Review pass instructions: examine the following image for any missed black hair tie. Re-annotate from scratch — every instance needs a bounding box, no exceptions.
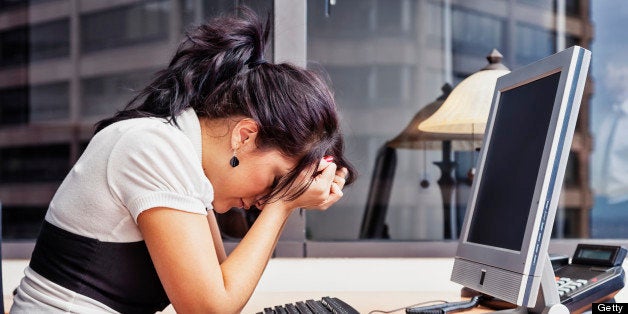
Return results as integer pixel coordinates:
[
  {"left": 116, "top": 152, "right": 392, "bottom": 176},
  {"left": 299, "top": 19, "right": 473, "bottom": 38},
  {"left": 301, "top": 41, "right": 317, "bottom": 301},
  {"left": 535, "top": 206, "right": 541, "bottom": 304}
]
[{"left": 248, "top": 59, "right": 268, "bottom": 69}]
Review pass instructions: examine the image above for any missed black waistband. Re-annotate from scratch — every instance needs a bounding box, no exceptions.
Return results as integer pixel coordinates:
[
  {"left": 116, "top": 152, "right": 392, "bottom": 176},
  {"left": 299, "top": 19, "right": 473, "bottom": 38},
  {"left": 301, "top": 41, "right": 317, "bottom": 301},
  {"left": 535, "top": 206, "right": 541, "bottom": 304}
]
[{"left": 29, "top": 220, "right": 170, "bottom": 314}]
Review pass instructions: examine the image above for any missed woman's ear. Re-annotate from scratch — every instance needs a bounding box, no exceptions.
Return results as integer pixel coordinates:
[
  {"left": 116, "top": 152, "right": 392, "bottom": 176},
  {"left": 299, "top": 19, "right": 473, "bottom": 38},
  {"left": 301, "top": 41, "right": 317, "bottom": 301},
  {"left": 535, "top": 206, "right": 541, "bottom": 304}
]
[{"left": 231, "top": 118, "right": 259, "bottom": 151}]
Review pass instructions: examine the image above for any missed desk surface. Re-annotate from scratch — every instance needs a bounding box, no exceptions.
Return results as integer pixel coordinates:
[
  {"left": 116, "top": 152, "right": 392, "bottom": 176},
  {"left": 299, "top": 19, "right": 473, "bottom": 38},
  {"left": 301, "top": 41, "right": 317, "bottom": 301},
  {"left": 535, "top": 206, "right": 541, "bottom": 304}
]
[
  {"left": 239, "top": 258, "right": 628, "bottom": 314},
  {"left": 238, "top": 258, "right": 462, "bottom": 313},
  {"left": 4, "top": 258, "right": 627, "bottom": 313}
]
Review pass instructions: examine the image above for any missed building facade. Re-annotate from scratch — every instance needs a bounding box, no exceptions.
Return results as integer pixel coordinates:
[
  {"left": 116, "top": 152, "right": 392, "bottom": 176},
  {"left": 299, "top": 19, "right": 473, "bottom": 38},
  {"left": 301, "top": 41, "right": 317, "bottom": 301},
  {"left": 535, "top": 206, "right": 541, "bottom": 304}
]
[{"left": 0, "top": 0, "right": 595, "bottom": 256}]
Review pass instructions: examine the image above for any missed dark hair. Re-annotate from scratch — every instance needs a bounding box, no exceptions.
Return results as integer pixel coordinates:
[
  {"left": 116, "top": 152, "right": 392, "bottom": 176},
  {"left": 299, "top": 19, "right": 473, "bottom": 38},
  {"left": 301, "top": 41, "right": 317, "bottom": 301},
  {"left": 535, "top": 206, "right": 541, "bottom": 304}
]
[{"left": 95, "top": 8, "right": 356, "bottom": 203}]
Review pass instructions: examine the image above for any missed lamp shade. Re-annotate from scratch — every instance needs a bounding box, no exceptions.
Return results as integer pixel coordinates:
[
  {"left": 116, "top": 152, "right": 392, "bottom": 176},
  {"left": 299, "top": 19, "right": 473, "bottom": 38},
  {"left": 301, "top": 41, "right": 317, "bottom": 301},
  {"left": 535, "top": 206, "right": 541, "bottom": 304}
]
[{"left": 418, "top": 49, "right": 510, "bottom": 135}]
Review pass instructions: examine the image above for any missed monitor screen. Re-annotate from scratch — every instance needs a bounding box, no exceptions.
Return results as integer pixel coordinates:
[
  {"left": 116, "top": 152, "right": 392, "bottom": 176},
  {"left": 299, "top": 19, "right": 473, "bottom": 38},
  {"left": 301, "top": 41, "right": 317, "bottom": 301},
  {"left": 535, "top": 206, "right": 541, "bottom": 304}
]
[{"left": 467, "top": 72, "right": 561, "bottom": 252}]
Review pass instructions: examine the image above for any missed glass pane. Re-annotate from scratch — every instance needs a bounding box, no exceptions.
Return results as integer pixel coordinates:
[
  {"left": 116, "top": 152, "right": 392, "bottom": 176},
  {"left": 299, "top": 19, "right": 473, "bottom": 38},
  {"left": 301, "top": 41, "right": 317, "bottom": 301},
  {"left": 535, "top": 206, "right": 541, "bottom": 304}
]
[
  {"left": 0, "top": 0, "right": 28, "bottom": 11},
  {"left": 306, "top": 0, "right": 597, "bottom": 241},
  {"left": 0, "top": 26, "right": 29, "bottom": 67},
  {"left": 308, "top": 0, "right": 446, "bottom": 241},
  {"left": 0, "top": 144, "right": 70, "bottom": 183},
  {"left": 81, "top": 69, "right": 154, "bottom": 117},
  {"left": 30, "top": 82, "right": 69, "bottom": 121},
  {"left": 81, "top": 0, "right": 170, "bottom": 53},
  {"left": 30, "top": 19, "right": 70, "bottom": 61},
  {"left": 0, "top": 86, "right": 28, "bottom": 126},
  {"left": 2, "top": 206, "right": 47, "bottom": 240},
  {"left": 515, "top": 23, "right": 555, "bottom": 66},
  {"left": 590, "top": 1, "right": 628, "bottom": 238}
]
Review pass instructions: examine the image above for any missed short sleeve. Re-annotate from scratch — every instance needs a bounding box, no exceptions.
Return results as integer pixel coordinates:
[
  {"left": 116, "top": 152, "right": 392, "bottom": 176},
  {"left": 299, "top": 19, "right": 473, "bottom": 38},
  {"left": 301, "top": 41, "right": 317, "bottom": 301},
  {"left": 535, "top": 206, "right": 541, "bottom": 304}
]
[{"left": 107, "top": 122, "right": 213, "bottom": 222}]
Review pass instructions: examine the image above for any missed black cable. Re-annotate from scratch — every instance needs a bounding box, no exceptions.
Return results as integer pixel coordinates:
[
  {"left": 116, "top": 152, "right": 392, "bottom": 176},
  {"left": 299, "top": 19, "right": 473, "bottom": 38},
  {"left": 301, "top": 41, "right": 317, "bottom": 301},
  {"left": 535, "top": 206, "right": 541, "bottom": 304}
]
[
  {"left": 367, "top": 300, "right": 448, "bottom": 314},
  {"left": 405, "top": 296, "right": 484, "bottom": 314}
]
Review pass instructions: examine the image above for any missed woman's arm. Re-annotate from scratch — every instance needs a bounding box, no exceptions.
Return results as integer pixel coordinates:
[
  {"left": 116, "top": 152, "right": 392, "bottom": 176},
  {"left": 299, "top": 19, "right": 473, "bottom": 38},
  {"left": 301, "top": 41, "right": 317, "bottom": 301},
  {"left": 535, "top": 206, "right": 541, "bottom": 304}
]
[
  {"left": 138, "top": 162, "right": 343, "bottom": 313},
  {"left": 138, "top": 203, "right": 292, "bottom": 314},
  {"left": 206, "top": 209, "right": 227, "bottom": 263}
]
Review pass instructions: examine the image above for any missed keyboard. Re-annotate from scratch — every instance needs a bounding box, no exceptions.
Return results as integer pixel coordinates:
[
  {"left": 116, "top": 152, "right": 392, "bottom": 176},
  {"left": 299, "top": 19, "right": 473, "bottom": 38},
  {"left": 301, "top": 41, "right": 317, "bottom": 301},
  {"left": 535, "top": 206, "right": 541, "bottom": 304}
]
[{"left": 258, "top": 296, "right": 360, "bottom": 314}]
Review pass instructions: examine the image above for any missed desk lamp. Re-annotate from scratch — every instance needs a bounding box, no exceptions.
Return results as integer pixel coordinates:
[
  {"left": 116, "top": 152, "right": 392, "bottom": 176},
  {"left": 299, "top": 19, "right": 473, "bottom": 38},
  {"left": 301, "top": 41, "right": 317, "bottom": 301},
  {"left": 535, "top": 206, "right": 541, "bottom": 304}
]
[
  {"left": 361, "top": 50, "right": 510, "bottom": 240},
  {"left": 360, "top": 84, "right": 472, "bottom": 239}
]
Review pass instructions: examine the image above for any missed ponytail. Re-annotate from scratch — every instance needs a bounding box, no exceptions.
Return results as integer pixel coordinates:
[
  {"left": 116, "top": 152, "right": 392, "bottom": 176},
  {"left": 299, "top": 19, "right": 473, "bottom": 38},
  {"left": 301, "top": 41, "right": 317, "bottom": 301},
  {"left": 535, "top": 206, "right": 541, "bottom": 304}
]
[
  {"left": 94, "top": 8, "right": 270, "bottom": 132},
  {"left": 94, "top": 7, "right": 356, "bottom": 201}
]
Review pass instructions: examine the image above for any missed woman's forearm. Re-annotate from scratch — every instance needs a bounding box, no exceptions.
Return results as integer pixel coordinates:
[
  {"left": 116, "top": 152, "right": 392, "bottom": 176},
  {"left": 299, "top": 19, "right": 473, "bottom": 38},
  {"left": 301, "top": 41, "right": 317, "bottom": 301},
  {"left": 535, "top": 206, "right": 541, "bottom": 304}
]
[{"left": 219, "top": 204, "right": 294, "bottom": 308}]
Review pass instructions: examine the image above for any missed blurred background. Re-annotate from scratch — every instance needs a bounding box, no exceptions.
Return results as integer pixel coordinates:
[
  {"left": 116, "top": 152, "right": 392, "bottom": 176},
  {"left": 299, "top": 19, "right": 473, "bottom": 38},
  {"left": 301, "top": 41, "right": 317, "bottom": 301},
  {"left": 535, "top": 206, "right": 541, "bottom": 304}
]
[{"left": 0, "top": 0, "right": 627, "bottom": 256}]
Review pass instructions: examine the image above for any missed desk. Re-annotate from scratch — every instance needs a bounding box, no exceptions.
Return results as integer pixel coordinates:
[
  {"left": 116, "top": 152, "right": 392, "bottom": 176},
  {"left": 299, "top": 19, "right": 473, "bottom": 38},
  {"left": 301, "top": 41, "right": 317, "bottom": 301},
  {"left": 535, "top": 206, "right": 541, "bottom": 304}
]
[
  {"left": 239, "top": 258, "right": 628, "bottom": 314},
  {"left": 4, "top": 258, "right": 628, "bottom": 313},
  {"left": 239, "top": 258, "right": 462, "bottom": 313},
  {"left": 237, "top": 258, "right": 514, "bottom": 313}
]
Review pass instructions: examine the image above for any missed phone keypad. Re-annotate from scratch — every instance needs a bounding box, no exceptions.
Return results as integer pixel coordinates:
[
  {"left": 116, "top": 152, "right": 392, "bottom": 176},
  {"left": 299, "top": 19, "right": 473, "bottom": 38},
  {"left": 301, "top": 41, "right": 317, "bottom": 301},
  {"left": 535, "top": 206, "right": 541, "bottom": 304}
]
[{"left": 556, "top": 277, "right": 588, "bottom": 297}]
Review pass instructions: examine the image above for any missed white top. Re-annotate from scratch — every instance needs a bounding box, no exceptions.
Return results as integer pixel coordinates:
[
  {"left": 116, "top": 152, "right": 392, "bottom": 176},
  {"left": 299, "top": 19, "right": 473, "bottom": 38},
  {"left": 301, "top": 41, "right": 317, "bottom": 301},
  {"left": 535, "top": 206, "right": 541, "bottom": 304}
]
[
  {"left": 11, "top": 108, "right": 214, "bottom": 313},
  {"left": 46, "top": 107, "right": 213, "bottom": 241}
]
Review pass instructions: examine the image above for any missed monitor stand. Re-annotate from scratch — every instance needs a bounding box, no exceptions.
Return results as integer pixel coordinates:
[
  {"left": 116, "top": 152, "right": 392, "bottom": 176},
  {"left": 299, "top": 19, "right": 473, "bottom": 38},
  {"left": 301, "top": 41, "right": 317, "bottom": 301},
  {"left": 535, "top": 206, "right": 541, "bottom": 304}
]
[{"left": 495, "top": 254, "right": 568, "bottom": 314}]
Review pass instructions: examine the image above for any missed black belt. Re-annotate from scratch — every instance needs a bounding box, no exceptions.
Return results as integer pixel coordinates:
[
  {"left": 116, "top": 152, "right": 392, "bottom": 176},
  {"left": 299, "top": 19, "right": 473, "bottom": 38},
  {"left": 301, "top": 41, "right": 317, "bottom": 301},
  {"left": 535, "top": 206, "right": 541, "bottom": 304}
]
[{"left": 29, "top": 220, "right": 170, "bottom": 314}]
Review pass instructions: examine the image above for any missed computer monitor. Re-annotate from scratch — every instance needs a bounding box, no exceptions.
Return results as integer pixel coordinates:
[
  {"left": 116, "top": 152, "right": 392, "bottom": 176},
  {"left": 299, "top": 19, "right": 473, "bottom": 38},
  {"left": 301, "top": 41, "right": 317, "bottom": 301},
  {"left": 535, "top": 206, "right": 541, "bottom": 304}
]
[{"left": 450, "top": 46, "right": 590, "bottom": 313}]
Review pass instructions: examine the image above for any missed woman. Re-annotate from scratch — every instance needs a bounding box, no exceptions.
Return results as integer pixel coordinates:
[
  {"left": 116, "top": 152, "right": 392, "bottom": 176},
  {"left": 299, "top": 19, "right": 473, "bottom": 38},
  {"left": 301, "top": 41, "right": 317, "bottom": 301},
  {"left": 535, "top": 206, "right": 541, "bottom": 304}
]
[{"left": 11, "top": 9, "right": 355, "bottom": 314}]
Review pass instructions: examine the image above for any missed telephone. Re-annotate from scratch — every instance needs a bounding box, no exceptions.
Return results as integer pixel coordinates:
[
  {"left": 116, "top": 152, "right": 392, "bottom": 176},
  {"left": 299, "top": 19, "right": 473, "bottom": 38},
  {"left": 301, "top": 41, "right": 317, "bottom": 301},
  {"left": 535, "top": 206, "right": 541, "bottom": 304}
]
[
  {"left": 459, "top": 244, "right": 626, "bottom": 313},
  {"left": 553, "top": 244, "right": 626, "bottom": 313}
]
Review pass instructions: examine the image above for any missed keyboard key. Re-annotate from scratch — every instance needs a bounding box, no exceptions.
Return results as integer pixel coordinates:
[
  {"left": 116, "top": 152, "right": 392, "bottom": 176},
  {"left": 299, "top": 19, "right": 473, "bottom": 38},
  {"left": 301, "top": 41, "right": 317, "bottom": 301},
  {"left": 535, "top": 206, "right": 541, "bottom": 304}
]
[
  {"left": 284, "top": 303, "right": 300, "bottom": 314},
  {"left": 305, "top": 299, "right": 332, "bottom": 313},
  {"left": 296, "top": 301, "right": 313, "bottom": 314},
  {"left": 322, "top": 297, "right": 360, "bottom": 314}
]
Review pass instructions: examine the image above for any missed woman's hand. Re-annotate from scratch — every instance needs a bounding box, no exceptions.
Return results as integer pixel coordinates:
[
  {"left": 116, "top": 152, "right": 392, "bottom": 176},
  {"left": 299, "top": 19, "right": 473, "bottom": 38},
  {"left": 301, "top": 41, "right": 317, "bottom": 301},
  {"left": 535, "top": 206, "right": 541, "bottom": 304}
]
[{"left": 280, "top": 157, "right": 349, "bottom": 211}]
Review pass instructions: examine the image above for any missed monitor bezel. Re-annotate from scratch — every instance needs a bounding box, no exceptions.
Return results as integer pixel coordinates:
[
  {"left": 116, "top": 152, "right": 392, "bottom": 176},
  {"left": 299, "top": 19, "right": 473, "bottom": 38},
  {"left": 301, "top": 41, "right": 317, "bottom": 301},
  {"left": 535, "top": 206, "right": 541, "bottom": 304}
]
[{"left": 454, "top": 46, "right": 590, "bottom": 281}]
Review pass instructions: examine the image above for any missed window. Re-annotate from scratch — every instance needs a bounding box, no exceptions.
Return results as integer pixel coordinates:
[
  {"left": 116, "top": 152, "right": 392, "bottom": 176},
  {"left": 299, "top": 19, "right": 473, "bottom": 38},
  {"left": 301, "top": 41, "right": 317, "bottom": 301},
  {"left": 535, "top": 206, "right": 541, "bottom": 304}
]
[
  {"left": 2, "top": 205, "right": 47, "bottom": 240},
  {"left": 81, "top": 0, "right": 170, "bottom": 53},
  {"left": 307, "top": 0, "right": 415, "bottom": 39},
  {"left": 0, "top": 0, "right": 57, "bottom": 11},
  {"left": 451, "top": 7, "right": 505, "bottom": 57},
  {"left": 0, "top": 86, "right": 28, "bottom": 126},
  {"left": 0, "top": 18, "right": 69, "bottom": 67},
  {"left": 324, "top": 65, "right": 413, "bottom": 109},
  {"left": 29, "top": 19, "right": 70, "bottom": 61},
  {"left": 0, "top": 144, "right": 70, "bottom": 184},
  {"left": 0, "top": 0, "right": 27, "bottom": 11},
  {"left": 323, "top": 66, "right": 371, "bottom": 108},
  {"left": 30, "top": 82, "right": 70, "bottom": 122},
  {"left": 2, "top": 0, "right": 626, "bottom": 258},
  {"left": 0, "top": 83, "right": 69, "bottom": 126},
  {"left": 306, "top": 0, "right": 600, "bottom": 247},
  {"left": 517, "top": 0, "right": 553, "bottom": 10},
  {"left": 515, "top": 22, "right": 555, "bottom": 66},
  {"left": 0, "top": 26, "right": 29, "bottom": 67},
  {"left": 81, "top": 69, "right": 155, "bottom": 118}
]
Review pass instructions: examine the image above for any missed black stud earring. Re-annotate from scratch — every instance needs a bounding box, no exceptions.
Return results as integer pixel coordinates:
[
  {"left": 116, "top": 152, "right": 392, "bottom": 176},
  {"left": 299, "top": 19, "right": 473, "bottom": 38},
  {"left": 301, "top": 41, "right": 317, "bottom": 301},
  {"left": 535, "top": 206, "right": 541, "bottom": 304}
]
[{"left": 229, "top": 151, "right": 239, "bottom": 167}]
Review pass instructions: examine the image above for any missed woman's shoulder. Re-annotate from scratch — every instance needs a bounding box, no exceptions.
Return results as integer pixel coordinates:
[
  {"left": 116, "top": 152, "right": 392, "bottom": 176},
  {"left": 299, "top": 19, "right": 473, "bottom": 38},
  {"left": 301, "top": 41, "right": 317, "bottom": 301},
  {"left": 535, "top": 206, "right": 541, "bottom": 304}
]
[
  {"left": 94, "top": 116, "right": 190, "bottom": 148},
  {"left": 101, "top": 116, "right": 178, "bottom": 135},
  {"left": 83, "top": 116, "right": 198, "bottom": 170}
]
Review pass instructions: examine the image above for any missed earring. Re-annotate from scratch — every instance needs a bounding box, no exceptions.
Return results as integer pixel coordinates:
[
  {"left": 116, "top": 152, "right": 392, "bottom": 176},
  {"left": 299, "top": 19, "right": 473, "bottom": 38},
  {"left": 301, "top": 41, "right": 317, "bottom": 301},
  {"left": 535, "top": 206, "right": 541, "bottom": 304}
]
[{"left": 229, "top": 150, "right": 239, "bottom": 167}]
